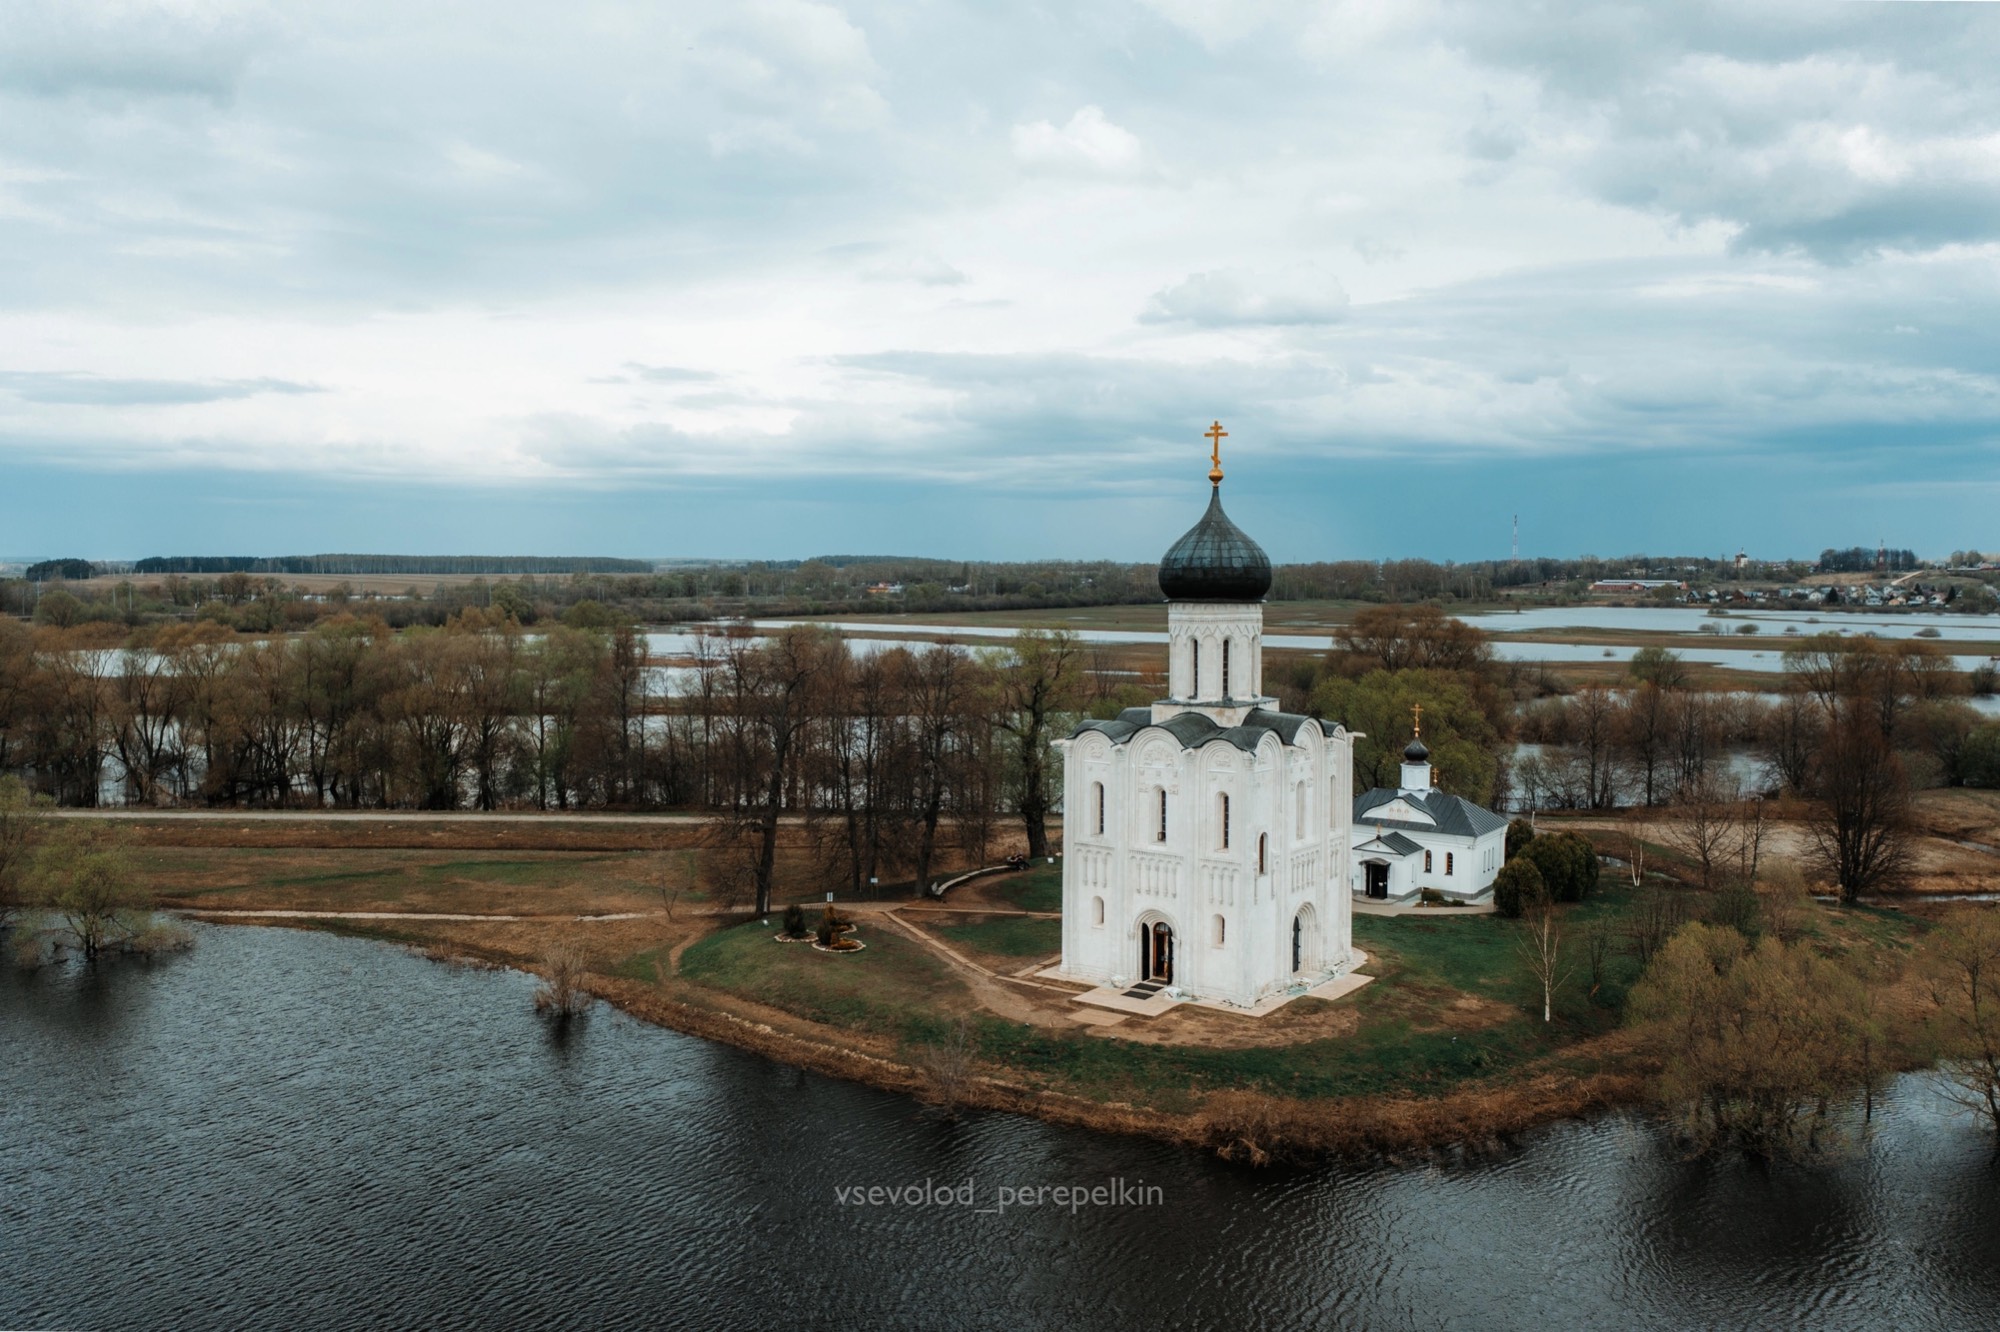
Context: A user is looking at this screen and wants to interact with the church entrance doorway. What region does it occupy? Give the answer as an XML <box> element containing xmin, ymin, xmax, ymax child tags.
<box><xmin>1140</xmin><ymin>920</ymin><xmax>1175</xmax><ymax>984</ymax></box>
<box><xmin>1292</xmin><ymin>904</ymin><xmax>1318</xmax><ymax>974</ymax></box>
<box><xmin>1364</xmin><ymin>861</ymin><xmax>1389</xmax><ymax>899</ymax></box>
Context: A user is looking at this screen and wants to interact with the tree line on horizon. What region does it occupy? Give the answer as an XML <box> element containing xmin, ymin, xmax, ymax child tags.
<box><xmin>19</xmin><ymin>544</ymin><xmax>1999</xmax><ymax>631</ymax></box>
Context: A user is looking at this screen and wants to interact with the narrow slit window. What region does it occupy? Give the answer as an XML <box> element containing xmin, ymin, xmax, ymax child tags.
<box><xmin>1446</xmin><ymin>852</ymin><xmax>1455</xmax><ymax>875</ymax></box>
<box><xmin>1221</xmin><ymin>638</ymin><xmax>1230</xmax><ymax>697</ymax></box>
<box><xmin>1158</xmin><ymin>789</ymin><xmax>1168</xmax><ymax>842</ymax></box>
<box><xmin>1093</xmin><ymin>781</ymin><xmax>1105</xmax><ymax>835</ymax></box>
<box><xmin>1257</xmin><ymin>832</ymin><xmax>1268</xmax><ymax>874</ymax></box>
<box><xmin>1191</xmin><ymin>640</ymin><xmax>1200</xmax><ymax>698</ymax></box>
<box><xmin>1424</xmin><ymin>850</ymin><xmax>1433</xmax><ymax>873</ymax></box>
<box><xmin>1219</xmin><ymin>793</ymin><xmax>1230</xmax><ymax>850</ymax></box>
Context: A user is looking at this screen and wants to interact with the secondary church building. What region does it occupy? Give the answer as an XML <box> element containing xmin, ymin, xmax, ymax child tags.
<box><xmin>1054</xmin><ymin>428</ymin><xmax>1360</xmax><ymax>1009</ymax></box>
<box><xmin>1348</xmin><ymin>718</ymin><xmax>1509</xmax><ymax>904</ymax></box>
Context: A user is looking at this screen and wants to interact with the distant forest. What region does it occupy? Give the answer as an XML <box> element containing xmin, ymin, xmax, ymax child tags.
<box><xmin>129</xmin><ymin>554</ymin><xmax>654</xmax><ymax>576</ymax></box>
<box><xmin>1818</xmin><ymin>547</ymin><xmax>1921</xmax><ymax>574</ymax></box>
<box><xmin>9</xmin><ymin>545</ymin><xmax>1995</xmax><ymax>633</ymax></box>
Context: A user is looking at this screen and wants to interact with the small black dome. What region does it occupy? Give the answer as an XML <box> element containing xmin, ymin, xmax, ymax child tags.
<box><xmin>1158</xmin><ymin>486</ymin><xmax>1271</xmax><ymax>602</ymax></box>
<box><xmin>1404</xmin><ymin>737</ymin><xmax>1430</xmax><ymax>762</ymax></box>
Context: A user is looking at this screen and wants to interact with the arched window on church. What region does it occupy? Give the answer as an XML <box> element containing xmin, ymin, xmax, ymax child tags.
<box><xmin>1092</xmin><ymin>781</ymin><xmax>1105</xmax><ymax>836</ymax></box>
<box><xmin>1092</xmin><ymin>896</ymin><xmax>1105</xmax><ymax>926</ymax></box>
<box><xmin>1157</xmin><ymin>789</ymin><xmax>1168</xmax><ymax>842</ymax></box>
<box><xmin>1221</xmin><ymin>638</ymin><xmax>1231</xmax><ymax>697</ymax></box>
<box><xmin>1257</xmin><ymin>832</ymin><xmax>1268</xmax><ymax>874</ymax></box>
<box><xmin>1446</xmin><ymin>852</ymin><xmax>1454</xmax><ymax>876</ymax></box>
<box><xmin>1424</xmin><ymin>850</ymin><xmax>1433</xmax><ymax>873</ymax></box>
<box><xmin>1218</xmin><ymin>793</ymin><xmax>1230</xmax><ymax>850</ymax></box>
<box><xmin>1213</xmin><ymin>914</ymin><xmax>1226</xmax><ymax>947</ymax></box>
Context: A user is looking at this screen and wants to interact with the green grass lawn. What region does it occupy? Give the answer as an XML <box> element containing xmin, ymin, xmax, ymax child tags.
<box><xmin>658</xmin><ymin>878</ymin><xmax>1929</xmax><ymax>1108</ymax></box>
<box><xmin>935</xmin><ymin>915</ymin><xmax>1061</xmax><ymax>959</ymax></box>
<box><xmin>662</xmin><ymin>896</ymin><xmax>1617</xmax><ymax>1106</ymax></box>
<box><xmin>993</xmin><ymin>863</ymin><xmax>1061</xmax><ymax>913</ymax></box>
<box><xmin>675</xmin><ymin>918</ymin><xmax>971</xmax><ymax>1037</ymax></box>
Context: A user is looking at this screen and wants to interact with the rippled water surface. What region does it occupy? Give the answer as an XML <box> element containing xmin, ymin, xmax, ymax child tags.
<box><xmin>5</xmin><ymin>925</ymin><xmax>1999</xmax><ymax>1331</ymax></box>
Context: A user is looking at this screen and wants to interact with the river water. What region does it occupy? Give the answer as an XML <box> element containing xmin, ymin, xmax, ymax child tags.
<box><xmin>6</xmin><ymin>924</ymin><xmax>1999</xmax><ymax>1331</ymax></box>
<box><xmin>718</xmin><ymin>617</ymin><xmax>2000</xmax><ymax>676</ymax></box>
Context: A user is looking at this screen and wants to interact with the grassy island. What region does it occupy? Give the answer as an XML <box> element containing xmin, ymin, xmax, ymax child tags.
<box><xmin>80</xmin><ymin>802</ymin><xmax>1980</xmax><ymax>1162</ymax></box>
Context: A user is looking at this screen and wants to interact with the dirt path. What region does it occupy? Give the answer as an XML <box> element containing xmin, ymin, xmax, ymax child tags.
<box><xmin>874</xmin><ymin>910</ymin><xmax>1074</xmax><ymax>1027</ymax></box>
<box><xmin>182</xmin><ymin>908</ymin><xmax>663</xmax><ymax>923</ymax></box>
<box><xmin>57</xmin><ymin>809</ymin><xmax>727</xmax><ymax>824</ymax></box>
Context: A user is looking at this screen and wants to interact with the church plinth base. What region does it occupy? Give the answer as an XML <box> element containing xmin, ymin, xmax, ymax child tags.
<box><xmin>1056</xmin><ymin>953</ymin><xmax>1373</xmax><ymax>1021</ymax></box>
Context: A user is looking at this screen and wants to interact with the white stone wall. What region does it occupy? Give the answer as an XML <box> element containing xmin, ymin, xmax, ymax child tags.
<box><xmin>1350</xmin><ymin>826</ymin><xmax>1506</xmax><ymax>900</ymax></box>
<box><xmin>1058</xmin><ymin>714</ymin><xmax>1358</xmax><ymax>1008</ymax></box>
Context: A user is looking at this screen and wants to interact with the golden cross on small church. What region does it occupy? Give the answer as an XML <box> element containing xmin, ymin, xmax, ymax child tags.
<box><xmin>1412</xmin><ymin>702</ymin><xmax>1423</xmax><ymax>738</ymax></box>
<box><xmin>1205</xmin><ymin>420</ymin><xmax>1227</xmax><ymax>484</ymax></box>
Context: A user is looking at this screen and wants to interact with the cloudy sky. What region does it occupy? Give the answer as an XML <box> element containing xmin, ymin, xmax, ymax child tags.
<box><xmin>3</xmin><ymin>0</ymin><xmax>1999</xmax><ymax>564</ymax></box>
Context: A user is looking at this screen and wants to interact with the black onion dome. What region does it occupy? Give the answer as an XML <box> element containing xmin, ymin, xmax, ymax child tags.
<box><xmin>1158</xmin><ymin>486</ymin><xmax>1272</xmax><ymax>601</ymax></box>
<box><xmin>1403</xmin><ymin>737</ymin><xmax>1431</xmax><ymax>762</ymax></box>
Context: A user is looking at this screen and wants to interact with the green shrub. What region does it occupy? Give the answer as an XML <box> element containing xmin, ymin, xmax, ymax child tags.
<box><xmin>1505</xmin><ymin>818</ymin><xmax>1536</xmax><ymax>861</ymax></box>
<box><xmin>1493</xmin><ymin>857</ymin><xmax>1546</xmax><ymax>919</ymax></box>
<box><xmin>1525</xmin><ymin>830</ymin><xmax>1599</xmax><ymax>903</ymax></box>
<box><xmin>782</xmin><ymin>904</ymin><xmax>807</xmax><ymax>938</ymax></box>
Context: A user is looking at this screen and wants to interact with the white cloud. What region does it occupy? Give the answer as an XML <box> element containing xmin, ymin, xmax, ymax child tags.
<box><xmin>1142</xmin><ymin>265</ymin><xmax>1350</xmax><ymax>326</ymax></box>
<box><xmin>1010</xmin><ymin>106</ymin><xmax>1143</xmax><ymax>175</ymax></box>
<box><xmin>860</xmin><ymin>253</ymin><xmax>966</xmax><ymax>285</ymax></box>
<box><xmin>2</xmin><ymin>0</ymin><xmax>2000</xmax><ymax>557</ymax></box>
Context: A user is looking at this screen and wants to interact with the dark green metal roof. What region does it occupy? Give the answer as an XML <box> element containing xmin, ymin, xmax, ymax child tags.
<box><xmin>1158</xmin><ymin>485</ymin><xmax>1271</xmax><ymax>602</ymax></box>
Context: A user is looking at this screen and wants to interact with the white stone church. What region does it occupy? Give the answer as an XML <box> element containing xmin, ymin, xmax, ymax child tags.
<box><xmin>1053</xmin><ymin>431</ymin><xmax>1360</xmax><ymax>1009</ymax></box>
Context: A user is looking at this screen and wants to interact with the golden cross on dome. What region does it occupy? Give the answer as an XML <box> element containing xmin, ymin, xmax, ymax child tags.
<box><xmin>1412</xmin><ymin>702</ymin><xmax>1423</xmax><ymax>738</ymax></box>
<box><xmin>1205</xmin><ymin>420</ymin><xmax>1228</xmax><ymax>484</ymax></box>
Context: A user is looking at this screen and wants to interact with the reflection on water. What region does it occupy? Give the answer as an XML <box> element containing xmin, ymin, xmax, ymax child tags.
<box><xmin>6</xmin><ymin>925</ymin><xmax>1998</xmax><ymax>1331</ymax></box>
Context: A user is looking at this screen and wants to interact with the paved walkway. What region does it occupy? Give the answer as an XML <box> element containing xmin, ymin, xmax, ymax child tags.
<box><xmin>1353</xmin><ymin>898</ymin><xmax>1496</xmax><ymax>918</ymax></box>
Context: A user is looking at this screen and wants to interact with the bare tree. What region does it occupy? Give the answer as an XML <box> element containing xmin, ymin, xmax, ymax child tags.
<box><xmin>1928</xmin><ymin>909</ymin><xmax>2000</xmax><ymax>1134</ymax></box>
<box><xmin>903</xmin><ymin>644</ymin><xmax>977</xmax><ymax>895</ymax></box>
<box><xmin>1626</xmin><ymin>884</ymin><xmax>1690</xmax><ymax>968</ymax></box>
<box><xmin>915</xmin><ymin>1015</ymin><xmax>978</xmax><ymax>1120</ymax></box>
<box><xmin>1572</xmin><ymin>684</ymin><xmax>1619</xmax><ymax>809</ymax></box>
<box><xmin>1757</xmin><ymin>860</ymin><xmax>1813</xmax><ymax>943</ymax></box>
<box><xmin>1663</xmin><ymin>771</ymin><xmax>1742</xmax><ymax>893</ymax></box>
<box><xmin>534</xmin><ymin>938</ymin><xmax>592</xmax><ymax>1020</ymax></box>
<box><xmin>989</xmin><ymin>629</ymin><xmax>1083</xmax><ymax>860</ymax></box>
<box><xmin>1621</xmin><ymin>813</ymin><xmax>1651</xmax><ymax>887</ymax></box>
<box><xmin>1807</xmin><ymin>714</ymin><xmax>1912</xmax><ymax>903</ymax></box>
<box><xmin>0</xmin><ymin>775</ymin><xmax>45</xmax><ymax>930</ymax></box>
<box><xmin>1738</xmin><ymin>794</ymin><xmax>1769</xmax><ymax>887</ymax></box>
<box><xmin>1516</xmin><ymin>896</ymin><xmax>1574</xmax><ymax>1023</ymax></box>
<box><xmin>1582</xmin><ymin>918</ymin><xmax>1616</xmax><ymax>1002</ymax></box>
<box><xmin>712</xmin><ymin>627</ymin><xmax>831</xmax><ymax>918</ymax></box>
<box><xmin>1760</xmin><ymin>686</ymin><xmax>1824</xmax><ymax>795</ymax></box>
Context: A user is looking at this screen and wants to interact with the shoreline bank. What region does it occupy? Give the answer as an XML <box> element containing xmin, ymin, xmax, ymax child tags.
<box><xmin>199</xmin><ymin>910</ymin><xmax>1654</xmax><ymax>1162</ymax></box>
